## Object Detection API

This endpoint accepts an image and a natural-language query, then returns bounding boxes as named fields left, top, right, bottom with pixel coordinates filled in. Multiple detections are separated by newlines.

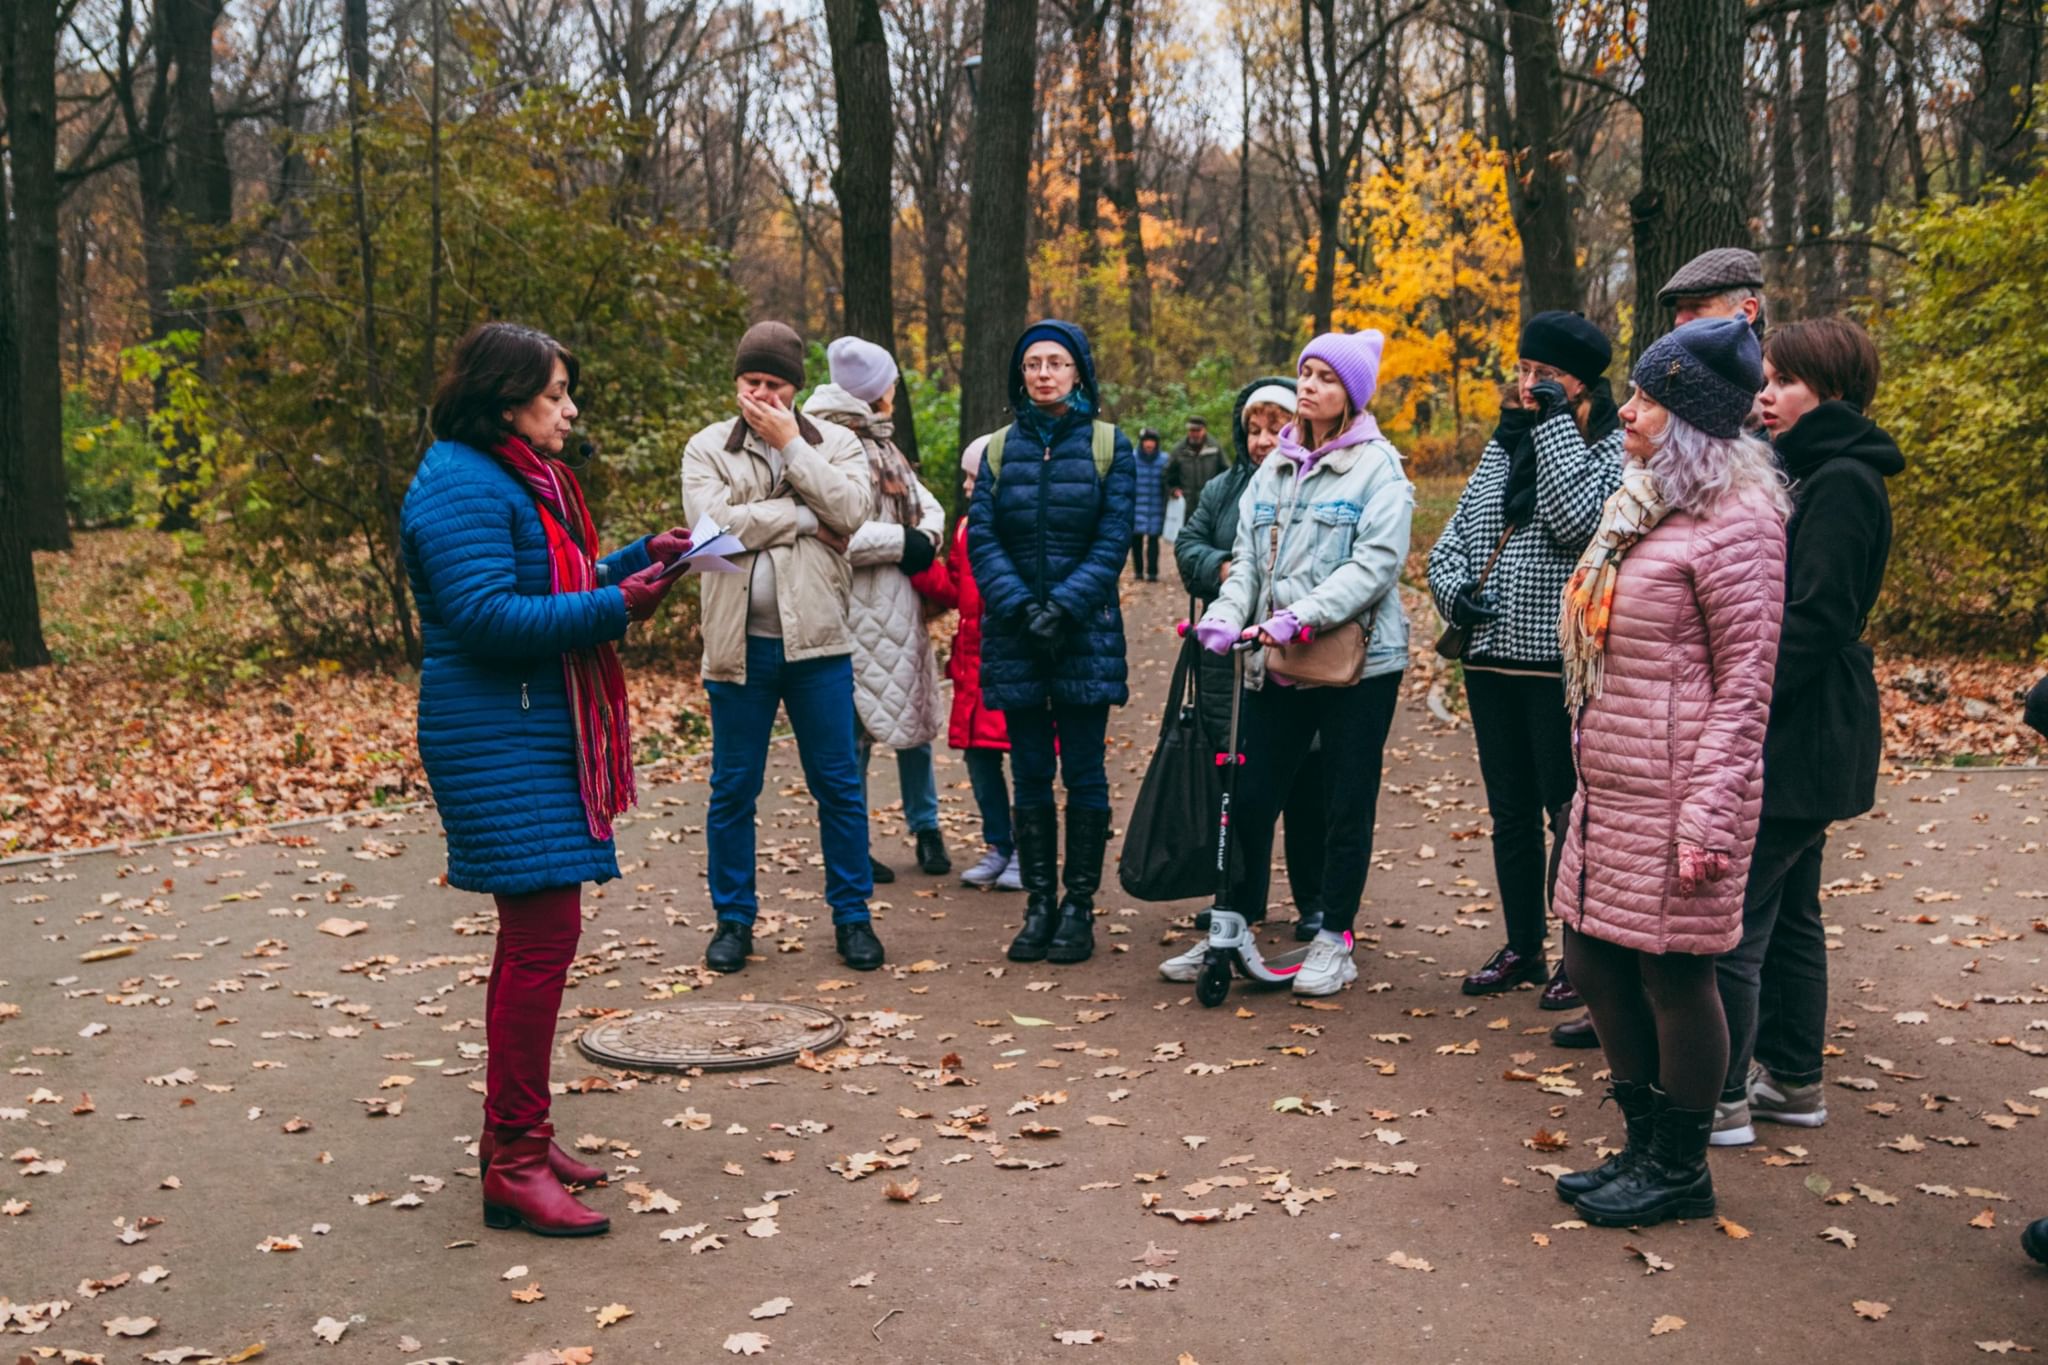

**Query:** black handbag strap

left=1162, top=625, right=1202, bottom=739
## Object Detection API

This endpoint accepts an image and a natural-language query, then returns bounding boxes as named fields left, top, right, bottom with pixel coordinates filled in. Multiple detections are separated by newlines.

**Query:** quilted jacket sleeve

left=680, top=428, right=804, bottom=551
left=598, top=537, right=653, bottom=585
left=411, top=481, right=628, bottom=660
left=1175, top=472, right=1233, bottom=600
left=1205, top=464, right=1267, bottom=632
left=1289, top=450, right=1414, bottom=634
left=1426, top=448, right=1489, bottom=618
left=1531, top=413, right=1623, bottom=550
left=1047, top=430, right=1136, bottom=622
left=967, top=446, right=1031, bottom=624
left=1774, top=462, right=1886, bottom=697
left=1677, top=498, right=1787, bottom=853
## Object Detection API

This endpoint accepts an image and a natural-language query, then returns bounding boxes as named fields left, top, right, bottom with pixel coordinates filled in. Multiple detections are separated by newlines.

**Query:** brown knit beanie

left=734, top=321, right=806, bottom=388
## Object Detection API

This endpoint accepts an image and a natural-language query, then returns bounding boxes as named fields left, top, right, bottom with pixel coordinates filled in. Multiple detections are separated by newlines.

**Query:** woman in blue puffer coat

left=401, top=322, right=689, bottom=1239
left=968, top=319, right=1135, bottom=967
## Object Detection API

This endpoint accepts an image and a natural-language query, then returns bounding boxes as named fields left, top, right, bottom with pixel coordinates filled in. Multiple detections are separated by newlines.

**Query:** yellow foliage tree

left=1323, top=133, right=1521, bottom=451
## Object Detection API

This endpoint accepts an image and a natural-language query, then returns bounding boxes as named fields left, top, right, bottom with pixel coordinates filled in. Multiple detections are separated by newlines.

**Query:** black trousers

left=1714, top=817, right=1831, bottom=1098
left=1226, top=671, right=1402, bottom=934
left=1129, top=534, right=1160, bottom=579
left=1463, top=669, right=1576, bottom=956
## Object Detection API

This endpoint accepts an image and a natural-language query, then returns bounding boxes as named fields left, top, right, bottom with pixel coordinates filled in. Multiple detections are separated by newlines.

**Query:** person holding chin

left=402, top=321, right=692, bottom=1238
left=681, top=321, right=883, bottom=977
left=1707, top=316, right=1900, bottom=1148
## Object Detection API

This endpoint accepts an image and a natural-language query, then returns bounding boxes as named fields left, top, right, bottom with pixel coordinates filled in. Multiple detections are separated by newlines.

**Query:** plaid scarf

left=494, top=436, right=636, bottom=840
left=1559, top=460, right=1669, bottom=710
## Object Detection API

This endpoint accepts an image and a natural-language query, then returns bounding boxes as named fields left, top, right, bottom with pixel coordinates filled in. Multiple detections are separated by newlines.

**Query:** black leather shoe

left=836, top=920, right=885, bottom=971
left=1556, top=1080, right=1655, bottom=1203
left=1539, top=959, right=1582, bottom=1011
left=1462, top=944, right=1547, bottom=995
left=869, top=856, right=896, bottom=885
left=1293, top=907, right=1324, bottom=942
left=706, top=921, right=753, bottom=974
left=916, top=829, right=951, bottom=876
left=1551, top=1015, right=1598, bottom=1048
left=1573, top=1092, right=1716, bottom=1227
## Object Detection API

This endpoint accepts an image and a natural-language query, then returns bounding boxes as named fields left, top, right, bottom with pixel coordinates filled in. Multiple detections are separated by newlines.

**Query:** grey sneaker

left=1291, top=935, right=1357, bottom=996
left=1710, top=1096, right=1756, bottom=1147
left=995, top=853, right=1023, bottom=891
left=960, top=846, right=1009, bottom=888
left=1159, top=938, right=1209, bottom=983
left=1751, top=1067, right=1828, bottom=1128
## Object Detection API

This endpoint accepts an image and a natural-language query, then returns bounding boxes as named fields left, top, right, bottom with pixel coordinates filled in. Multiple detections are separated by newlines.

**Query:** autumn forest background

left=0, top=0, right=2044, bottom=850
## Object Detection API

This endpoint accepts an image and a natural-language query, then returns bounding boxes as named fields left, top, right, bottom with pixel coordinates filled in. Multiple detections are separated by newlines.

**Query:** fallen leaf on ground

left=751, top=1297, right=793, bottom=1320
left=1853, top=1300, right=1891, bottom=1321
left=1054, top=1329, right=1106, bottom=1344
left=1384, top=1251, right=1433, bottom=1272
left=594, top=1302, right=634, bottom=1328
left=1716, top=1216, right=1751, bottom=1239
left=103, top=1314, right=160, bottom=1337
left=311, top=1315, right=348, bottom=1344
left=1651, top=1316, right=1686, bottom=1336
left=724, top=1331, right=771, bottom=1354
left=1820, top=1227, right=1858, bottom=1249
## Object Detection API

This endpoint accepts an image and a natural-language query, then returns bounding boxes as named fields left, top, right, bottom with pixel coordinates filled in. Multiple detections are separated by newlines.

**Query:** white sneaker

left=960, top=846, right=1009, bottom=888
left=1292, top=935, right=1357, bottom=996
left=995, top=853, right=1023, bottom=891
left=1159, top=939, right=1209, bottom=983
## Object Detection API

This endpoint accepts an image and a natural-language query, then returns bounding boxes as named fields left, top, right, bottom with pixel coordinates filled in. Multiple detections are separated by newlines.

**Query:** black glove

left=1529, top=379, right=1570, bottom=422
left=899, top=526, right=937, bottom=576
left=1026, top=602, right=1068, bottom=652
left=1450, top=585, right=1504, bottom=628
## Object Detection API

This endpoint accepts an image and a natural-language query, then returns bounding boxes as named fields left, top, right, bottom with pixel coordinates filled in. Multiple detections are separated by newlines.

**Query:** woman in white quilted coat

left=1549, top=318, right=1789, bottom=1232
left=803, top=340, right=949, bottom=882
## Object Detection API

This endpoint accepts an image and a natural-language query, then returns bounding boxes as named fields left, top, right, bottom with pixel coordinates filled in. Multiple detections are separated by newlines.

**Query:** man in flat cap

left=1656, top=247, right=1767, bottom=339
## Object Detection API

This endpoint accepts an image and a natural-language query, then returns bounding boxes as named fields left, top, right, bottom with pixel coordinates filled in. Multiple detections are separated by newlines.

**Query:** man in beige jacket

left=681, top=321, right=881, bottom=975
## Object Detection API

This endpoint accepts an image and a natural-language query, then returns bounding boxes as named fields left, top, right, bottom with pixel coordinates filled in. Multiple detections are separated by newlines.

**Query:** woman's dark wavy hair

left=430, top=322, right=579, bottom=452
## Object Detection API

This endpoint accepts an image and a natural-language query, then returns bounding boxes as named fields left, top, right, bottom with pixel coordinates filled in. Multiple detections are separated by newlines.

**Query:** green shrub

left=62, top=389, right=156, bottom=529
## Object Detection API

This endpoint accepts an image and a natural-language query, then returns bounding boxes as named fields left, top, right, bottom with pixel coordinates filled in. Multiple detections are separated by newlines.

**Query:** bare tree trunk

left=344, top=0, right=419, bottom=664
left=1844, top=7, right=1887, bottom=295
left=1071, top=0, right=1108, bottom=271
left=1501, top=0, right=1579, bottom=314
left=5, top=0, right=74, bottom=549
left=824, top=0, right=918, bottom=462
left=1797, top=0, right=1836, bottom=313
left=419, top=0, right=445, bottom=428
left=1894, top=2, right=1931, bottom=202
left=958, top=0, right=1040, bottom=516
left=1965, top=0, right=2044, bottom=189
left=1630, top=0, right=1752, bottom=362
left=1237, top=24, right=1253, bottom=298
left=1768, top=12, right=1798, bottom=289
left=1108, top=0, right=1151, bottom=378
left=0, top=132, right=52, bottom=668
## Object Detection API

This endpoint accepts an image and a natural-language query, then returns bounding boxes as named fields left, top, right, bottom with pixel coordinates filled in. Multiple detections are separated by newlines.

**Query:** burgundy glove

left=647, top=526, right=693, bottom=565
left=618, top=562, right=679, bottom=622
left=1675, top=843, right=1732, bottom=897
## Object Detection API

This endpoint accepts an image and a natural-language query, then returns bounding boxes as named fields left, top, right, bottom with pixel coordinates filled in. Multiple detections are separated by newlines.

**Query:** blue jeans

left=860, top=740, right=940, bottom=834
left=1004, top=701, right=1111, bottom=811
left=706, top=637, right=872, bottom=926
left=963, top=747, right=1014, bottom=854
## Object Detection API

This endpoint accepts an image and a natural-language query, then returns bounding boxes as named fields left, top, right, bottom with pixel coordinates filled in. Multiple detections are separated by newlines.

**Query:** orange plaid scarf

left=1559, top=460, right=1669, bottom=710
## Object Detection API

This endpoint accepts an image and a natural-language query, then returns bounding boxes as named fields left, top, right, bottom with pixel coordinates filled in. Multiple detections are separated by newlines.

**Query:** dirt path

left=4, top=575, right=2045, bottom=1364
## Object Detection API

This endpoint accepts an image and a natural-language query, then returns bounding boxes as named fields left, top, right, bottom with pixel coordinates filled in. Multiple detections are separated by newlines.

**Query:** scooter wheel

left=1195, top=958, right=1231, bottom=1008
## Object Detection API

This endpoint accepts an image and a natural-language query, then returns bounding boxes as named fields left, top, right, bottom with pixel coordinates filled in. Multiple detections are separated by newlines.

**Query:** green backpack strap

left=984, top=421, right=1116, bottom=483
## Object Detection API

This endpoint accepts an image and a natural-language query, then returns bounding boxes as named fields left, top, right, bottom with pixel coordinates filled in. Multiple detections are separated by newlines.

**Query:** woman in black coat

left=1710, top=316, right=1901, bottom=1148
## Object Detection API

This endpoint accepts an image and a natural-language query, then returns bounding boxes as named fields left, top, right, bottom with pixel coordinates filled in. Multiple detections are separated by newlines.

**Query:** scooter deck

left=1233, top=939, right=1314, bottom=983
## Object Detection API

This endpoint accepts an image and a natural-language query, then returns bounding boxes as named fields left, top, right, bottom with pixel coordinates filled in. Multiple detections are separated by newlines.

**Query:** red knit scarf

left=495, top=436, right=636, bottom=840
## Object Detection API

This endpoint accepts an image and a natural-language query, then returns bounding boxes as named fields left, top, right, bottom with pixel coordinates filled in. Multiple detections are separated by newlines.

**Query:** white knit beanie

left=1242, top=383, right=1297, bottom=414
left=826, top=336, right=899, bottom=405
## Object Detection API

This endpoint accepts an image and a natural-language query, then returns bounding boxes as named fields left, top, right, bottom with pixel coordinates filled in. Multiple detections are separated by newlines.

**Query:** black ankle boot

left=1007, top=806, right=1060, bottom=962
left=1574, top=1089, right=1716, bottom=1227
left=1048, top=807, right=1109, bottom=964
left=1556, top=1080, right=1657, bottom=1203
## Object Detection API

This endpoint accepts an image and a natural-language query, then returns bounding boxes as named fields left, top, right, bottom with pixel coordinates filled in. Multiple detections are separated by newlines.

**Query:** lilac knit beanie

left=1298, top=330, right=1385, bottom=412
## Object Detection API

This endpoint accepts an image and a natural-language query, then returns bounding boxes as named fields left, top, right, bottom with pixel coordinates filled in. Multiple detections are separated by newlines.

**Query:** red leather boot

left=482, top=1123, right=610, bottom=1236
left=479, top=1128, right=607, bottom=1186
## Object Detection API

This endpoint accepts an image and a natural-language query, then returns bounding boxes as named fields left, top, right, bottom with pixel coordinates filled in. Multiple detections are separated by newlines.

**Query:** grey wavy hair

left=1643, top=409, right=1792, bottom=521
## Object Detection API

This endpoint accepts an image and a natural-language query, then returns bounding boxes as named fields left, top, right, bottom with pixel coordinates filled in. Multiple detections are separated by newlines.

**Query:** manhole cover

left=576, top=1001, right=845, bottom=1072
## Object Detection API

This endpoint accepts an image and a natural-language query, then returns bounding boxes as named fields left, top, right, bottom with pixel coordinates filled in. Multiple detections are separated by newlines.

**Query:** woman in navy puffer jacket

left=969, top=319, right=1134, bottom=967
left=402, top=322, right=688, bottom=1239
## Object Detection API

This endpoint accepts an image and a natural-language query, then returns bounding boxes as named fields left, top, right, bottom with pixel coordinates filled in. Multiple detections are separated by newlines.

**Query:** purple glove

left=618, top=562, right=678, bottom=622
left=1257, top=610, right=1301, bottom=646
left=1194, top=617, right=1240, bottom=656
left=647, top=526, right=693, bottom=565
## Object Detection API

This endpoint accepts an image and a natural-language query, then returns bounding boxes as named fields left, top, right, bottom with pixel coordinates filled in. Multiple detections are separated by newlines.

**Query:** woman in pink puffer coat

left=1548, top=318, right=1789, bottom=1232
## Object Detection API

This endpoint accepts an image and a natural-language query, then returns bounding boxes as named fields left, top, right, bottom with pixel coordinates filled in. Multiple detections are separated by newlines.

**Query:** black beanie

left=734, top=321, right=806, bottom=388
left=1518, top=311, right=1612, bottom=386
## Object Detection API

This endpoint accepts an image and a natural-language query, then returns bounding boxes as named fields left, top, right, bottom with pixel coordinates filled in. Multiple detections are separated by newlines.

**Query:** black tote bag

left=1118, top=624, right=1225, bottom=903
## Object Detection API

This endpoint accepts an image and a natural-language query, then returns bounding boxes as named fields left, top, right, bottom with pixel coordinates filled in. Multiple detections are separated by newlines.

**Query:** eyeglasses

left=1022, top=357, right=1075, bottom=375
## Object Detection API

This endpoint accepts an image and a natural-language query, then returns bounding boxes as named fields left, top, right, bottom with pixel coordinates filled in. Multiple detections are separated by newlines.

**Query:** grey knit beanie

left=1632, top=318, right=1763, bottom=440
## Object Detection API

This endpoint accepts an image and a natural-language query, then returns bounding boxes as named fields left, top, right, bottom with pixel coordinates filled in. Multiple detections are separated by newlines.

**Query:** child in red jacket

left=913, top=437, right=1020, bottom=890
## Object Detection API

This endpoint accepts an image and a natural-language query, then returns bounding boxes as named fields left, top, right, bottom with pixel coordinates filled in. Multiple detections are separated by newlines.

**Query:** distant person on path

left=1709, top=318, right=1900, bottom=1148
left=1166, top=414, right=1227, bottom=510
left=1429, top=312, right=1624, bottom=1011
left=682, top=321, right=883, bottom=977
left=969, top=319, right=1135, bottom=966
left=1159, top=378, right=1334, bottom=983
left=1550, top=318, right=1789, bottom=1230
left=402, top=321, right=692, bottom=1238
left=803, top=337, right=951, bottom=884
left=913, top=434, right=1022, bottom=891
left=1130, top=427, right=1169, bottom=582
left=1194, top=332, right=1414, bottom=997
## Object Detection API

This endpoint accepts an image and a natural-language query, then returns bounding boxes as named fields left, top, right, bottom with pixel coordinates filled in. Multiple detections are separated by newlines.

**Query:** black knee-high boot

left=1006, top=806, right=1060, bottom=962
left=1048, top=807, right=1109, bottom=964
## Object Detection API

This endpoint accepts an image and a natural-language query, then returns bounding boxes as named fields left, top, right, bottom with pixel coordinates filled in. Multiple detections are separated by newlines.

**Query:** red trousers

left=484, top=885, right=583, bottom=1131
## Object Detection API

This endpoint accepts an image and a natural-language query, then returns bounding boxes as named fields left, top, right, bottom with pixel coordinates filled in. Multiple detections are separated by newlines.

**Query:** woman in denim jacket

left=1195, top=331, right=1413, bottom=996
